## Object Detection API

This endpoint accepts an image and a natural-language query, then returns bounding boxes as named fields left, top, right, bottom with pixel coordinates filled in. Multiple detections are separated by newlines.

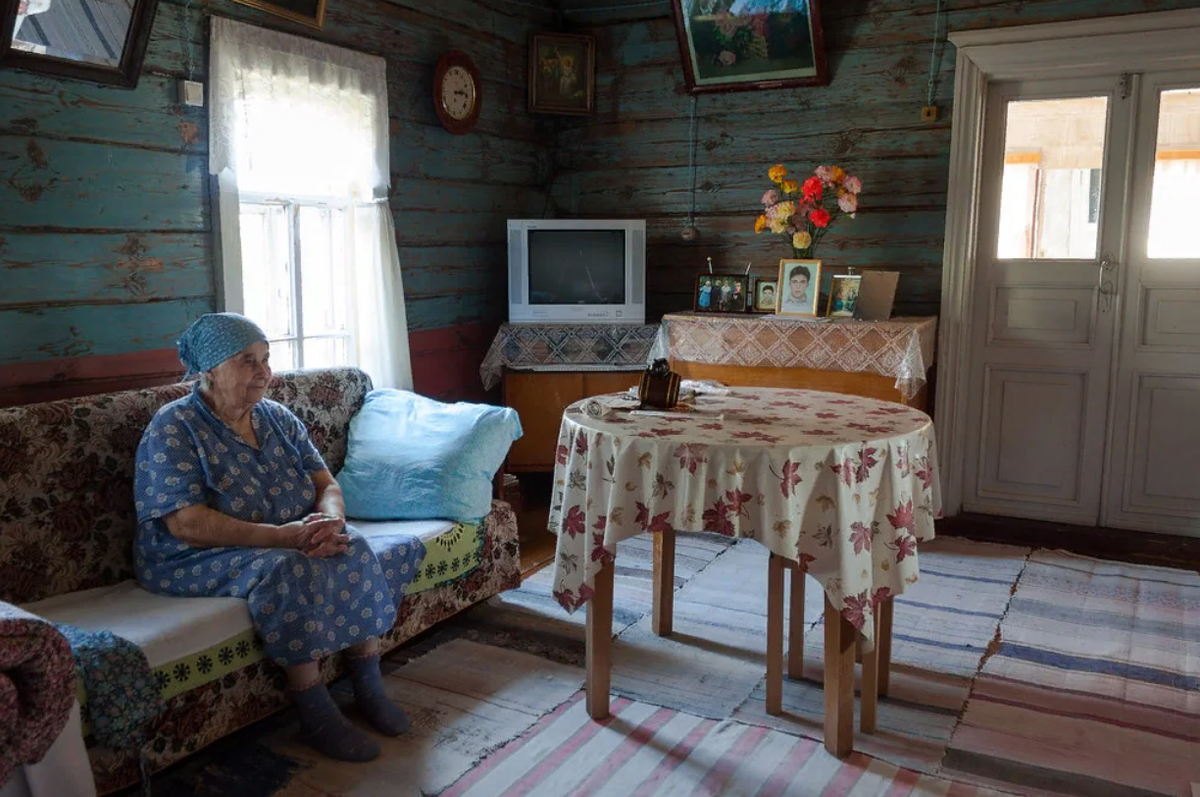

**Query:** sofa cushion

left=0, top=368, right=372, bottom=605
left=338, top=390, right=522, bottom=523
left=22, top=517, right=481, bottom=716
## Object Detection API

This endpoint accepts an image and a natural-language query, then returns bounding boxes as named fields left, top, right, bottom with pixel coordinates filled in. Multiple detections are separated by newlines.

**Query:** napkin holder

left=638, top=358, right=682, bottom=410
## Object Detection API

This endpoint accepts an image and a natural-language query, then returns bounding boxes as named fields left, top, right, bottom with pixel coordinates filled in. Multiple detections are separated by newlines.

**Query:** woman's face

left=207, top=341, right=272, bottom=407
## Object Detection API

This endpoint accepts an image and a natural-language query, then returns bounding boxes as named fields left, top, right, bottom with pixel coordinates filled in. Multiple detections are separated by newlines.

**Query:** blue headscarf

left=177, top=313, right=269, bottom=377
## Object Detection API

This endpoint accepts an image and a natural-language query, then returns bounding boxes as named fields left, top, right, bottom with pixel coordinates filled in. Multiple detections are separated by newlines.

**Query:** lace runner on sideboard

left=480, top=316, right=936, bottom=401
left=655, top=314, right=937, bottom=401
left=479, top=323, right=660, bottom=390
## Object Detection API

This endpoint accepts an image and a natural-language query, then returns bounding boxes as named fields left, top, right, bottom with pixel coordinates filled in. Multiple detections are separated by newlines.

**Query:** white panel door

left=1104, top=72, right=1200, bottom=534
left=963, top=78, right=1133, bottom=524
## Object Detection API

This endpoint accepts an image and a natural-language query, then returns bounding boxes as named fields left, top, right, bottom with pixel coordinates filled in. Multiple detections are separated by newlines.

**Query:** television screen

left=528, top=230, right=626, bottom=305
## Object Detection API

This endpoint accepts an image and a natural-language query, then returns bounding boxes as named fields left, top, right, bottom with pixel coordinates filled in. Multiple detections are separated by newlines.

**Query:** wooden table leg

left=766, top=553, right=785, bottom=715
left=586, top=561, right=615, bottom=720
left=861, top=611, right=880, bottom=734
left=823, top=595, right=855, bottom=758
left=652, top=529, right=675, bottom=637
left=787, top=563, right=804, bottom=679
left=878, top=597, right=893, bottom=698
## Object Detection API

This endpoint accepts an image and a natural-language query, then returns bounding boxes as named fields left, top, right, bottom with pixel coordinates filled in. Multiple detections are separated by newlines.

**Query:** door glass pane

left=1148, top=88, right=1200, bottom=259
left=997, top=96, right=1109, bottom=260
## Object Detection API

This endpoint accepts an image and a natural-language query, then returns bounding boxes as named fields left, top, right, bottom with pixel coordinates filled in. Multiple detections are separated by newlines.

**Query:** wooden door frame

left=935, top=8, right=1200, bottom=515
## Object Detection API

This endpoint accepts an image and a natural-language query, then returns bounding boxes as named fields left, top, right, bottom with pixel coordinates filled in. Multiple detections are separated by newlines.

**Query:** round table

left=547, top=387, right=942, bottom=756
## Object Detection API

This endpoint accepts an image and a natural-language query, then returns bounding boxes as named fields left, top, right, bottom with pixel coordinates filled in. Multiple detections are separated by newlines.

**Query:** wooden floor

left=937, top=513, right=1200, bottom=571
left=511, top=472, right=556, bottom=578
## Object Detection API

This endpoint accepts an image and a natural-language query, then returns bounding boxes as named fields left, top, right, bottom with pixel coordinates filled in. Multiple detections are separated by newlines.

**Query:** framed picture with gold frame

left=529, top=32, right=595, bottom=115
left=230, top=0, right=326, bottom=28
left=776, top=259, right=821, bottom=316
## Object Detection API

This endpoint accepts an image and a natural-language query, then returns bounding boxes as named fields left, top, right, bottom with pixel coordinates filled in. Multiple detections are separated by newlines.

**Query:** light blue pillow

left=337, top=390, right=522, bottom=522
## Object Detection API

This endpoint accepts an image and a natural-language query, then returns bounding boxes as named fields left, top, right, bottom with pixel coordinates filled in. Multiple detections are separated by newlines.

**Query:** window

left=238, top=199, right=351, bottom=371
left=209, top=17, right=412, bottom=387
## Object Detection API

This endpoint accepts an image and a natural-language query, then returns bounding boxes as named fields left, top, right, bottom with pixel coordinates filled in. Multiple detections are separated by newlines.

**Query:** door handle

left=1097, top=254, right=1118, bottom=313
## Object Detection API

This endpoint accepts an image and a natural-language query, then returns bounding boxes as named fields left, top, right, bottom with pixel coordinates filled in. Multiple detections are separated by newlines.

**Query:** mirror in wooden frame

left=0, top=0, right=159, bottom=87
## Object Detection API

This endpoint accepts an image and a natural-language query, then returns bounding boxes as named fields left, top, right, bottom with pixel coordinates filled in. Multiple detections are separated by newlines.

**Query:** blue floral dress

left=133, top=386, right=424, bottom=666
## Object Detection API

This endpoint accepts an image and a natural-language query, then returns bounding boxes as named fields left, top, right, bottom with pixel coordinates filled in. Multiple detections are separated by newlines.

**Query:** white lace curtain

left=208, top=16, right=413, bottom=390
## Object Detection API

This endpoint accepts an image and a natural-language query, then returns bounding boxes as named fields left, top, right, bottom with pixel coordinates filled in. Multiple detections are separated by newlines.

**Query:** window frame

left=236, top=190, right=354, bottom=370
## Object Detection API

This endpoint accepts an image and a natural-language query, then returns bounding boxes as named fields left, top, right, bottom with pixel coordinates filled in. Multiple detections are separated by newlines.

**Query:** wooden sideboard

left=503, top=369, right=641, bottom=472
left=670, top=361, right=928, bottom=410
left=663, top=312, right=935, bottom=412
left=491, top=315, right=935, bottom=471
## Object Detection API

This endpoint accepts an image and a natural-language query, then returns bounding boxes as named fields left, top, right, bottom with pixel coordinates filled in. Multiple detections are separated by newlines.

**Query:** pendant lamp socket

left=680, top=225, right=699, bottom=242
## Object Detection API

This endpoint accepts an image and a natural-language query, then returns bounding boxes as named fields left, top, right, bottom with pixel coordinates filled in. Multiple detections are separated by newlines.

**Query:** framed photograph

left=750, top=278, right=777, bottom=313
left=670, top=0, right=828, bottom=94
left=229, top=0, right=326, bottom=28
left=775, top=259, right=821, bottom=317
left=529, top=32, right=595, bottom=115
left=695, top=273, right=749, bottom=313
left=826, top=274, right=863, bottom=318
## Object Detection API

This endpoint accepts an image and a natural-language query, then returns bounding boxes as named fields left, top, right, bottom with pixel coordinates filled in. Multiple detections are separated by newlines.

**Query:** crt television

left=508, top=219, right=646, bottom=324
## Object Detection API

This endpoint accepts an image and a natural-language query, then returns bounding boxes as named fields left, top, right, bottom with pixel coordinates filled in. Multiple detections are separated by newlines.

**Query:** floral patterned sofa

left=0, top=368, right=522, bottom=794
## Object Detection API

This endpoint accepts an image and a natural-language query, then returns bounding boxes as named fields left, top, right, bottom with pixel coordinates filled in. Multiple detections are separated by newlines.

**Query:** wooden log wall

left=552, top=0, right=1200, bottom=321
left=0, top=0, right=557, bottom=406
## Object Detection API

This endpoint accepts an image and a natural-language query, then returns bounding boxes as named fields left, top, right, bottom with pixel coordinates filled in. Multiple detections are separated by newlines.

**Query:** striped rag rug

left=441, top=693, right=1014, bottom=797
left=442, top=532, right=734, bottom=664
left=941, top=551, right=1200, bottom=797
left=728, top=537, right=1029, bottom=773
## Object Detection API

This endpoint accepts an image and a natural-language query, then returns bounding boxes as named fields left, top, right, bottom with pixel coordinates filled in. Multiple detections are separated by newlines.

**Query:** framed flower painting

left=670, top=0, right=828, bottom=94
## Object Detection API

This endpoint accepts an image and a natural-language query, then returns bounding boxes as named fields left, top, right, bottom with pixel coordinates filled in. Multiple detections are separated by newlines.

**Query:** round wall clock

left=433, top=51, right=482, bottom=135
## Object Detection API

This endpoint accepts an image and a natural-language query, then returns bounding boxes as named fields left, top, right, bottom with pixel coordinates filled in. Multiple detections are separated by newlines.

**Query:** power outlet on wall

left=921, top=105, right=939, bottom=123
left=178, top=80, right=205, bottom=108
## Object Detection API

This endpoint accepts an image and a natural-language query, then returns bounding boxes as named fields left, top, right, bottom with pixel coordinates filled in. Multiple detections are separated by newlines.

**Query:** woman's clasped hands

left=281, top=513, right=350, bottom=558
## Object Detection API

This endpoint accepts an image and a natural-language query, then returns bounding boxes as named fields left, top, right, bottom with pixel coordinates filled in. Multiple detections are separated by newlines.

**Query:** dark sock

left=291, top=682, right=381, bottom=762
left=346, top=653, right=411, bottom=736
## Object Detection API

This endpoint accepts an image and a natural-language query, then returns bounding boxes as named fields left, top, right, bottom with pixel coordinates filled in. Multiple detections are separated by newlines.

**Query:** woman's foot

left=346, top=653, right=411, bottom=736
left=291, top=681, right=381, bottom=762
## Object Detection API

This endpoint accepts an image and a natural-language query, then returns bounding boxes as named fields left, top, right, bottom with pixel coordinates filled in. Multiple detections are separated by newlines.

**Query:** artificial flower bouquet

left=754, top=164, right=862, bottom=258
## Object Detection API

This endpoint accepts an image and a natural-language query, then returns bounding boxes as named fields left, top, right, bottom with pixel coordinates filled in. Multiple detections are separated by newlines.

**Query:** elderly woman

left=133, top=313, right=423, bottom=763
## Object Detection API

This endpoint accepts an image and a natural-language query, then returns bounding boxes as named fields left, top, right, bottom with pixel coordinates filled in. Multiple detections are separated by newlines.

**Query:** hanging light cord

left=687, top=95, right=699, bottom=228
left=926, top=0, right=944, bottom=107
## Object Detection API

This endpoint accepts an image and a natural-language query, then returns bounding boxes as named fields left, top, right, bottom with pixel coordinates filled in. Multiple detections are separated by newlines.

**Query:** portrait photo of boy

left=776, top=259, right=821, bottom=316
left=752, top=279, right=777, bottom=313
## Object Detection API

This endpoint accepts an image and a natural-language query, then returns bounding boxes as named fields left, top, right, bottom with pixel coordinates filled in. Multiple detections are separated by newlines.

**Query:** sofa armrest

left=493, top=462, right=507, bottom=502
left=0, top=602, right=76, bottom=784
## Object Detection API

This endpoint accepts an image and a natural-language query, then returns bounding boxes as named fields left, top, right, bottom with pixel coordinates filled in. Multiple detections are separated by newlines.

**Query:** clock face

left=441, top=65, right=477, bottom=121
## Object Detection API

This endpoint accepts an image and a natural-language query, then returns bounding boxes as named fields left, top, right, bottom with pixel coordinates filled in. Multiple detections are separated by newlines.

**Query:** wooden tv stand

left=502, top=369, right=641, bottom=472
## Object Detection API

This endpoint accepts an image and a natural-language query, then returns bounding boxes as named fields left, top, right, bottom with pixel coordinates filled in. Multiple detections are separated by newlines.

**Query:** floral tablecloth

left=548, top=388, right=942, bottom=647
left=651, top=314, right=937, bottom=401
left=479, top=323, right=661, bottom=390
